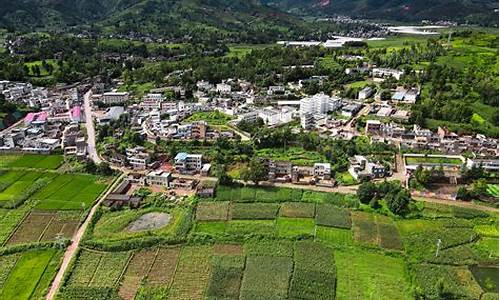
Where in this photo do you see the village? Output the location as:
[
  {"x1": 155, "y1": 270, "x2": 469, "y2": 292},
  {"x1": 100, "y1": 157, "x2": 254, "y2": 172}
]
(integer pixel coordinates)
[{"x1": 0, "y1": 54, "x2": 497, "y2": 208}]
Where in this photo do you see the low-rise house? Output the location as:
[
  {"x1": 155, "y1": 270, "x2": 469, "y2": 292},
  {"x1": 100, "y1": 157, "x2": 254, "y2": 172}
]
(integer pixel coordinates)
[
  {"x1": 466, "y1": 157, "x2": 499, "y2": 172},
  {"x1": 269, "y1": 160, "x2": 293, "y2": 181},
  {"x1": 358, "y1": 87, "x2": 374, "y2": 100},
  {"x1": 348, "y1": 155, "x2": 387, "y2": 180},
  {"x1": 365, "y1": 120, "x2": 382, "y2": 133},
  {"x1": 267, "y1": 85, "x2": 285, "y2": 96},
  {"x1": 341, "y1": 104, "x2": 362, "y2": 118},
  {"x1": 372, "y1": 68, "x2": 404, "y2": 80},
  {"x1": 145, "y1": 170, "x2": 171, "y2": 187},
  {"x1": 313, "y1": 163, "x2": 331, "y2": 180}
]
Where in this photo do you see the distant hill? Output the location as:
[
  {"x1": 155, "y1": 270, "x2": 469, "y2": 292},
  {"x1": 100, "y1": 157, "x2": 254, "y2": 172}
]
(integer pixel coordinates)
[
  {"x1": 0, "y1": 0, "x2": 497, "y2": 38},
  {"x1": 263, "y1": 0, "x2": 499, "y2": 25},
  {"x1": 0, "y1": 0, "x2": 318, "y2": 42}
]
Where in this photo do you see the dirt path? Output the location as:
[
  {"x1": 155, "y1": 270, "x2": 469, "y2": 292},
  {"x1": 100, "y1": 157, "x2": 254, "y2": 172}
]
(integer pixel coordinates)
[
  {"x1": 45, "y1": 174, "x2": 124, "y2": 300},
  {"x1": 413, "y1": 196, "x2": 498, "y2": 213}
]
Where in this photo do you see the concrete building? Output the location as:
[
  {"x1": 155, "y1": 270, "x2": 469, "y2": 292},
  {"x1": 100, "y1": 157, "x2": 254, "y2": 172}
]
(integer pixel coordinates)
[
  {"x1": 300, "y1": 93, "x2": 338, "y2": 116},
  {"x1": 174, "y1": 152, "x2": 203, "y2": 174},
  {"x1": 146, "y1": 170, "x2": 171, "y2": 187},
  {"x1": 102, "y1": 92, "x2": 129, "y2": 104},
  {"x1": 126, "y1": 147, "x2": 151, "y2": 170},
  {"x1": 313, "y1": 163, "x2": 331, "y2": 179},
  {"x1": 358, "y1": 87, "x2": 374, "y2": 100}
]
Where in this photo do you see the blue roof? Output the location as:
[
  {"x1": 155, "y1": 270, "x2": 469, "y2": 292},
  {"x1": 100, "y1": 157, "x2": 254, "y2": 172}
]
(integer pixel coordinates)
[
  {"x1": 392, "y1": 91, "x2": 406, "y2": 101},
  {"x1": 175, "y1": 152, "x2": 188, "y2": 160}
]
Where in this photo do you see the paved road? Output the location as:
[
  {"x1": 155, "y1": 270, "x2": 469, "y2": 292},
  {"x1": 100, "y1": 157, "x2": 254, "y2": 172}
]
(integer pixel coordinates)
[
  {"x1": 45, "y1": 174, "x2": 124, "y2": 300},
  {"x1": 83, "y1": 90, "x2": 101, "y2": 164}
]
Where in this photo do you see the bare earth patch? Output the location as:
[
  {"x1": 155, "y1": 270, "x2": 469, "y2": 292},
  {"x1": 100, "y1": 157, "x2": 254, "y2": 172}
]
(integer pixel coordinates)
[{"x1": 127, "y1": 212, "x2": 171, "y2": 232}]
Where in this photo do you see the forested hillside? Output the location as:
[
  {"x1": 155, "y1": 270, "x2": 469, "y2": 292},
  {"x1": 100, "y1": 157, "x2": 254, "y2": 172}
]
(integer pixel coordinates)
[{"x1": 263, "y1": 0, "x2": 499, "y2": 25}]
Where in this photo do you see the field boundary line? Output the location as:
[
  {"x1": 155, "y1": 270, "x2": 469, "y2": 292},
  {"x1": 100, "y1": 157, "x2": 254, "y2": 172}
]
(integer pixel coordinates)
[
  {"x1": 169, "y1": 246, "x2": 183, "y2": 289},
  {"x1": 38, "y1": 214, "x2": 56, "y2": 242},
  {"x1": 144, "y1": 247, "x2": 161, "y2": 281},
  {"x1": 88, "y1": 254, "x2": 103, "y2": 287},
  {"x1": 116, "y1": 251, "x2": 135, "y2": 287},
  {"x1": 27, "y1": 250, "x2": 57, "y2": 300}
]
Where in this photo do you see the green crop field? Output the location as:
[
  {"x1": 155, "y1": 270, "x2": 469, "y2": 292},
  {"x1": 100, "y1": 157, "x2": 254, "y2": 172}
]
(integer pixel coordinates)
[
  {"x1": 31, "y1": 174, "x2": 108, "y2": 210},
  {"x1": 0, "y1": 154, "x2": 64, "y2": 170},
  {"x1": 255, "y1": 147, "x2": 327, "y2": 166},
  {"x1": 336, "y1": 249, "x2": 413, "y2": 300},
  {"x1": 0, "y1": 249, "x2": 62, "y2": 300},
  {"x1": 405, "y1": 156, "x2": 464, "y2": 165}
]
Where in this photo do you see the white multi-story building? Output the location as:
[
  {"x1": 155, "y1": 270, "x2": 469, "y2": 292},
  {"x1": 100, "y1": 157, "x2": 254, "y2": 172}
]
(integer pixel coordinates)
[
  {"x1": 174, "y1": 152, "x2": 203, "y2": 173},
  {"x1": 216, "y1": 83, "x2": 231, "y2": 94},
  {"x1": 102, "y1": 92, "x2": 129, "y2": 104},
  {"x1": 299, "y1": 93, "x2": 340, "y2": 116},
  {"x1": 372, "y1": 68, "x2": 404, "y2": 80}
]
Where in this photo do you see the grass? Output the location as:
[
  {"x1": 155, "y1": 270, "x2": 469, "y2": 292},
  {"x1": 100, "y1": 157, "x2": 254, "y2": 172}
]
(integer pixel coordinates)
[
  {"x1": 0, "y1": 154, "x2": 64, "y2": 169},
  {"x1": 255, "y1": 147, "x2": 326, "y2": 166},
  {"x1": 240, "y1": 255, "x2": 293, "y2": 300},
  {"x1": 196, "y1": 201, "x2": 230, "y2": 221},
  {"x1": 184, "y1": 111, "x2": 234, "y2": 125},
  {"x1": 405, "y1": 156, "x2": 463, "y2": 165},
  {"x1": 276, "y1": 217, "x2": 315, "y2": 238},
  {"x1": 225, "y1": 44, "x2": 273, "y2": 58},
  {"x1": 24, "y1": 59, "x2": 58, "y2": 77},
  {"x1": 346, "y1": 80, "x2": 371, "y2": 88},
  {"x1": 290, "y1": 241, "x2": 336, "y2": 300},
  {"x1": 335, "y1": 248, "x2": 413, "y2": 300},
  {"x1": 316, "y1": 226, "x2": 353, "y2": 248},
  {"x1": 169, "y1": 245, "x2": 213, "y2": 300},
  {"x1": 31, "y1": 174, "x2": 108, "y2": 210},
  {"x1": 335, "y1": 172, "x2": 358, "y2": 186},
  {"x1": 0, "y1": 249, "x2": 61, "y2": 300},
  {"x1": 367, "y1": 35, "x2": 429, "y2": 50},
  {"x1": 91, "y1": 207, "x2": 187, "y2": 242}
]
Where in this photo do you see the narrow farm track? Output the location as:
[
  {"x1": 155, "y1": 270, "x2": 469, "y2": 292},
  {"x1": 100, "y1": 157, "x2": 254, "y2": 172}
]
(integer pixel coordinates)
[{"x1": 45, "y1": 174, "x2": 124, "y2": 300}]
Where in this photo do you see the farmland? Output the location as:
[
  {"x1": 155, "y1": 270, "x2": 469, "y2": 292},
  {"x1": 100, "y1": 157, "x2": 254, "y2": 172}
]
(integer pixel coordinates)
[
  {"x1": 0, "y1": 154, "x2": 64, "y2": 169},
  {"x1": 0, "y1": 154, "x2": 114, "y2": 300},
  {"x1": 0, "y1": 173, "x2": 494, "y2": 300},
  {"x1": 0, "y1": 249, "x2": 62, "y2": 300}
]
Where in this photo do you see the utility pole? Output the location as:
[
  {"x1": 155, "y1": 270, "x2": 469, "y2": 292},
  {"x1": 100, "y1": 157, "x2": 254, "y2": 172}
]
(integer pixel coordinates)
[
  {"x1": 435, "y1": 238, "x2": 442, "y2": 257},
  {"x1": 447, "y1": 32, "x2": 452, "y2": 48}
]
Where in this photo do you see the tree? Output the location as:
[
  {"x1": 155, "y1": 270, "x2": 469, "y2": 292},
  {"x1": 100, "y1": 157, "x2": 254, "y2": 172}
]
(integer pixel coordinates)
[
  {"x1": 386, "y1": 189, "x2": 411, "y2": 215},
  {"x1": 414, "y1": 165, "x2": 431, "y2": 186},
  {"x1": 357, "y1": 182, "x2": 378, "y2": 204},
  {"x1": 241, "y1": 158, "x2": 268, "y2": 185}
]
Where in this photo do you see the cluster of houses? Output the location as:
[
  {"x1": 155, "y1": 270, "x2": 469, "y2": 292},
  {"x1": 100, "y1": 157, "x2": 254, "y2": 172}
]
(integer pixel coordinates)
[
  {"x1": 266, "y1": 160, "x2": 335, "y2": 187},
  {"x1": 366, "y1": 122, "x2": 499, "y2": 158},
  {"x1": 0, "y1": 82, "x2": 86, "y2": 156}
]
